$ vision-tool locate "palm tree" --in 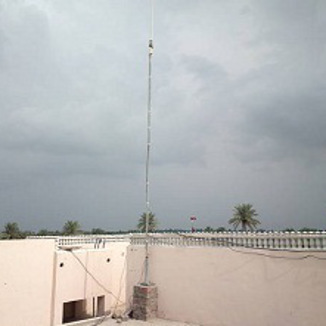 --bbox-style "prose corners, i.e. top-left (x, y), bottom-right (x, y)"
top-left (62, 220), bottom-right (81, 235)
top-left (38, 229), bottom-right (51, 236)
top-left (228, 204), bottom-right (260, 231)
top-left (137, 212), bottom-right (157, 233)
top-left (3, 222), bottom-right (22, 239)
